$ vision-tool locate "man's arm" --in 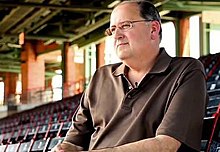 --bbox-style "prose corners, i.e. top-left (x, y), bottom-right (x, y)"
top-left (89, 135), bottom-right (181, 152)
